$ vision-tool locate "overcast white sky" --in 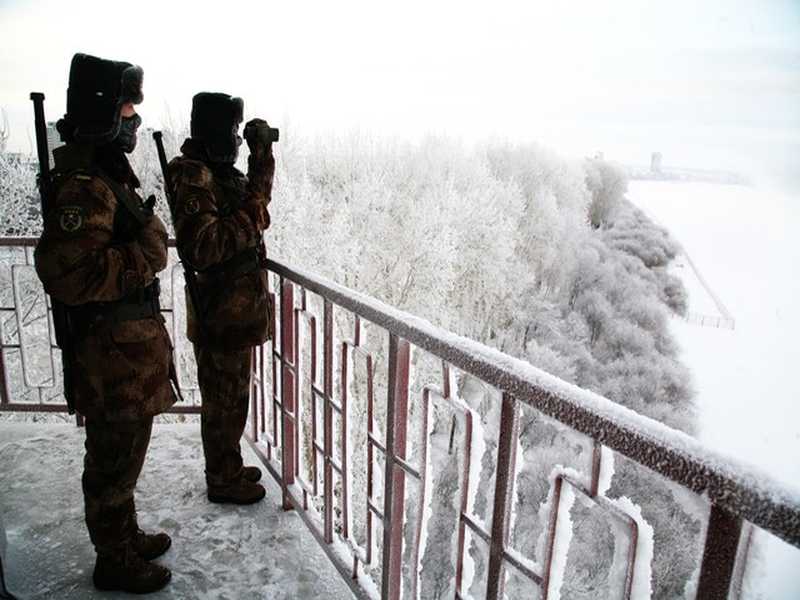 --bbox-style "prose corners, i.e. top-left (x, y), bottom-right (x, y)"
top-left (1, 0), bottom-right (798, 186)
